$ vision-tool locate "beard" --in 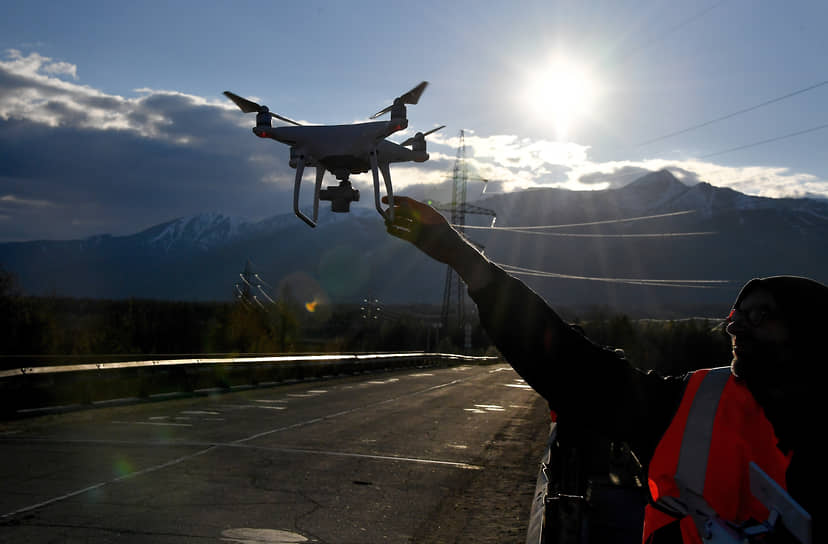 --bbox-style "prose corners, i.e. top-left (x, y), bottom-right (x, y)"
top-left (730, 348), bottom-right (777, 385)
top-left (731, 343), bottom-right (808, 450)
